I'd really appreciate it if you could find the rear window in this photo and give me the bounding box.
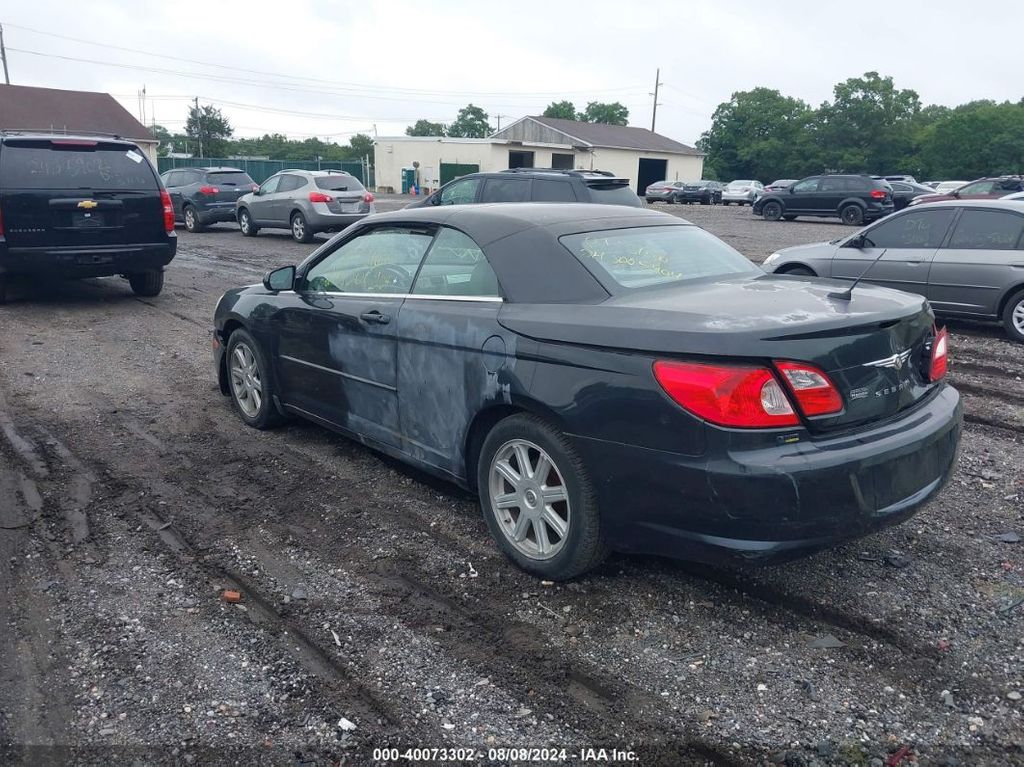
[561,225,758,291]
[315,175,364,191]
[586,184,642,207]
[0,141,157,190]
[728,180,753,189]
[207,171,254,187]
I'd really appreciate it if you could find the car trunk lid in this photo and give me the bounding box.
[500,275,941,431]
[0,138,164,249]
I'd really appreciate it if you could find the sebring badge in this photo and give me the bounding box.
[863,349,913,371]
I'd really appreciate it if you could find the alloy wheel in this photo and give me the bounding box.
[1013,298,1024,334]
[185,207,196,230]
[229,342,263,418]
[292,216,305,241]
[489,439,570,560]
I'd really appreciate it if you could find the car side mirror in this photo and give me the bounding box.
[263,265,296,292]
[848,235,866,249]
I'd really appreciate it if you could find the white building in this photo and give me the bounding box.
[374,115,704,195]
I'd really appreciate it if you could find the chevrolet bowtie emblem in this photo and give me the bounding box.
[77,200,99,209]
[864,349,913,370]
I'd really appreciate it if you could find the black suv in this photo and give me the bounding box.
[160,166,256,232]
[0,134,176,301]
[752,174,895,225]
[406,168,643,208]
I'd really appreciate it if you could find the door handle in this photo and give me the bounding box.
[359,310,391,325]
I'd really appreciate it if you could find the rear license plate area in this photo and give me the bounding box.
[75,253,114,265]
[72,211,105,228]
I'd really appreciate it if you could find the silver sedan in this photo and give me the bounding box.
[762,200,1024,342]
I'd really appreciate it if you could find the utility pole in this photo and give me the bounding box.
[494,114,509,131]
[0,24,10,85]
[194,97,202,158]
[650,68,663,132]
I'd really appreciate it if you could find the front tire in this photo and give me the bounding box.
[840,204,865,226]
[291,212,315,243]
[225,329,284,429]
[762,201,783,221]
[183,205,204,233]
[477,414,608,580]
[238,208,259,237]
[1003,288,1024,343]
[128,269,164,297]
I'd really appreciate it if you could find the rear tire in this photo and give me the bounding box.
[238,208,259,237]
[477,414,609,580]
[128,269,164,297]
[762,201,783,221]
[291,212,315,243]
[225,328,284,429]
[1002,288,1024,343]
[840,204,865,226]
[183,205,204,233]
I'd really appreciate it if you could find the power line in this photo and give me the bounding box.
[3,22,647,99]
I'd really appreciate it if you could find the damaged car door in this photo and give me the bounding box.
[395,226,507,477]
[274,225,435,447]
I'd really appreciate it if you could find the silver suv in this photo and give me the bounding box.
[235,170,375,242]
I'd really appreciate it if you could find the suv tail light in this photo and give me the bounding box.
[309,191,333,203]
[929,327,949,381]
[870,189,887,199]
[653,361,799,428]
[364,192,375,203]
[198,185,219,195]
[160,188,174,233]
[775,361,844,416]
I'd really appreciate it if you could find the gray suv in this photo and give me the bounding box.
[762,200,1024,342]
[236,170,375,242]
[161,167,256,232]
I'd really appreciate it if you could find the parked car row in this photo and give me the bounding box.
[644,180,724,205]
[162,166,376,243]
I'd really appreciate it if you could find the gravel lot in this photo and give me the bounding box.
[1,199,1022,766]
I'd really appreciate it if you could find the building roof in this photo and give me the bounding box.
[509,116,703,156]
[0,84,155,143]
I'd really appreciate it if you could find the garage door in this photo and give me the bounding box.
[440,163,480,186]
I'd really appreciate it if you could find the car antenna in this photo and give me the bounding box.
[828,245,887,301]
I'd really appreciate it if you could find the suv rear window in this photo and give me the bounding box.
[586,183,642,207]
[207,171,254,187]
[561,225,757,291]
[0,141,157,190]
[315,175,364,191]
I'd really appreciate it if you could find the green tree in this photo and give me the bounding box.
[447,104,492,138]
[697,87,819,182]
[148,124,172,157]
[542,100,578,120]
[917,101,1024,179]
[185,103,233,158]
[579,101,629,126]
[406,119,447,136]
[346,133,374,159]
[816,72,921,173]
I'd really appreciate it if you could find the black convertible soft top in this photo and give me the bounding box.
[345,203,690,304]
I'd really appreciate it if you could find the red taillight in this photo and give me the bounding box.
[160,188,174,233]
[870,189,887,199]
[775,361,844,416]
[364,192,375,203]
[929,327,949,381]
[653,361,798,428]
[198,185,219,195]
[308,191,333,203]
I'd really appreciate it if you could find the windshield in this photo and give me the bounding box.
[316,175,365,191]
[1,141,157,190]
[561,225,758,291]
[207,171,253,186]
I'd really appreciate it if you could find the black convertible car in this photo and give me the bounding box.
[213,204,962,579]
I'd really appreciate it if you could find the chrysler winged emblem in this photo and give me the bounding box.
[863,349,913,370]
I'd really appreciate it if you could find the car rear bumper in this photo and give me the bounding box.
[194,202,238,224]
[305,208,371,231]
[676,191,711,201]
[722,192,755,202]
[574,384,962,564]
[0,240,177,278]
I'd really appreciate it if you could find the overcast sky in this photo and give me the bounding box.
[4,1,1021,147]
